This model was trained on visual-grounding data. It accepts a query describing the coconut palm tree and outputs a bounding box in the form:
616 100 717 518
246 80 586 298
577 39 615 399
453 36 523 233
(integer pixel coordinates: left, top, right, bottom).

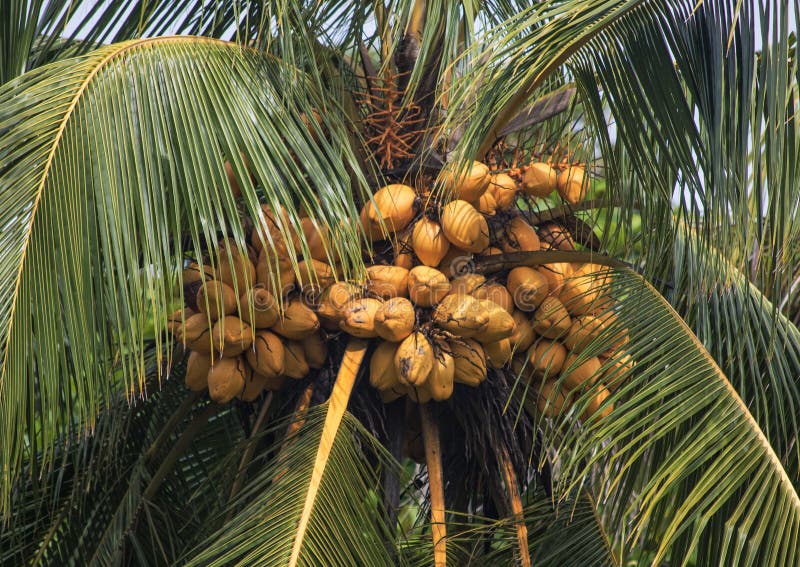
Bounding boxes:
2 0 800 565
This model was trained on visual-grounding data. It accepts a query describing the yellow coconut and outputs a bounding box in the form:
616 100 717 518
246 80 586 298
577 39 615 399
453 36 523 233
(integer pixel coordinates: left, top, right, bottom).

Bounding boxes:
600 351 634 392
432 294 490 338
175 313 214 353
563 315 606 353
370 341 402 390
407 266 451 307
474 191 497 216
426 348 455 401
581 385 613 421
301 331 328 369
561 353 602 391
212 316 254 358
471 282 515 314
440 200 490 253
272 298 320 340
316 282 362 329
374 297 416 342
300 217 334 262
536 380 568 417
253 204 302 254
557 166 587 205
215 238 256 292
395 332 435 386
527 340 567 378
439 160 490 202
411 217 451 267
481 246 504 257
283 340 311 379
484 338 512 368
240 371 286 402
520 162 558 197
339 297 383 338
361 184 417 239
539 263 573 296
501 216 540 253
182 261 214 286
393 230 415 270
487 173 517 211
537 222 575 251
246 330 285 378
509 309 536 352
450 339 487 387
255 249 296 298
531 297 572 339
366 265 410 299
406 384 433 404
296 259 335 294
475 299 515 343
207 357 249 403
507 267 549 311
559 263 612 316
239 287 279 329
437 245 473 279
448 273 486 296
195 280 237 321
185 351 211 392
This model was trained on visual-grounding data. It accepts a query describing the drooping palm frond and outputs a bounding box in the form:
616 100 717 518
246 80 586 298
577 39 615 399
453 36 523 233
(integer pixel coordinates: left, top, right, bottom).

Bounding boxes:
526 267 800 565
0 36 371 515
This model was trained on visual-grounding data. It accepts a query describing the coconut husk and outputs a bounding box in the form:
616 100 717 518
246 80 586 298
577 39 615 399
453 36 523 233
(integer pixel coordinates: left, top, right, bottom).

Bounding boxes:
212 316 254 357
185 351 212 392
440 200 490 253
208 357 250 403
531 297 572 339
507 267 549 311
366 265 409 299
432 294 490 338
283 340 311 379
272 298 320 340
487 173 517 211
374 297 416 342
449 338 487 387
246 330 285 377
527 340 567 378
394 332 434 386
412 217 451 267
301 331 328 369
408 266 451 307
175 313 214 353
339 297 383 338
520 162 557 198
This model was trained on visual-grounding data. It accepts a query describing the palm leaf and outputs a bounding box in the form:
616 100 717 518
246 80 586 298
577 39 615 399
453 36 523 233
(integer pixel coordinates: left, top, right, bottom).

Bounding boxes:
0 37 370 515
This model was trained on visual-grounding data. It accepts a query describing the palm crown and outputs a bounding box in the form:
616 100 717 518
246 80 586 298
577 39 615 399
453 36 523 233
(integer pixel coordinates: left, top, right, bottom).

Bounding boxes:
1 1 799 565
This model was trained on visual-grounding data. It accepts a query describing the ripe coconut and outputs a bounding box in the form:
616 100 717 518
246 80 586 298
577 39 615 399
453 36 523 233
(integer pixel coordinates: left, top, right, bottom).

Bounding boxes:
433 294 490 338
370 341 402 390
507 267 549 311
339 297 383 338
539 263 573 296
246 330 285 378
471 282 514 314
405 384 433 405
254 204 302 253
440 200 490 253
527 340 567 378
437 245 473 278
484 338 512 368
439 160 490 202
283 340 311 379
448 273 486 296
561 353 602 391
175 313 214 353
296 259 335 295
450 339 487 387
300 217 334 263
212 316 254 357
182 262 214 287
207 357 249 403
531 297 572 339
316 282 362 329
240 371 286 402
361 184 417 239
520 163 558 197
395 332 435 386
256 249 296 298
366 265 409 299
581 385 613 421
185 351 212 392
408 266 451 307
601 351 634 392
427 348 455 401
474 191 497 216
393 230 415 270
487 173 517 211
559 263 612 316
537 222 575 251
564 315 605 353
301 331 328 369
509 309 536 352
536 380 568 418
475 299 515 343
412 217 451 266
196 280 238 321
239 287 279 329
501 216 540 253
272 298 320 340
215 238 256 292
557 166 587 205
374 297 415 342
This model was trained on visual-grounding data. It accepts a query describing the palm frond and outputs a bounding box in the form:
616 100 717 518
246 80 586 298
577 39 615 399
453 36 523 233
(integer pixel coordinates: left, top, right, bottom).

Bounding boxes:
0 37 369 515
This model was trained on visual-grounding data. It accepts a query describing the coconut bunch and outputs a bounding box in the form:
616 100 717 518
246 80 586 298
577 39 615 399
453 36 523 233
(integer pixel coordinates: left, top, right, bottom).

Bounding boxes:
169 231 330 404
515 160 589 205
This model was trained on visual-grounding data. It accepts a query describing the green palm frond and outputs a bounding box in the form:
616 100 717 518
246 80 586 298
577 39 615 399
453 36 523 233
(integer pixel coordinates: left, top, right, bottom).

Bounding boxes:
0 36 370 515
186 405 401 566
530 267 800 565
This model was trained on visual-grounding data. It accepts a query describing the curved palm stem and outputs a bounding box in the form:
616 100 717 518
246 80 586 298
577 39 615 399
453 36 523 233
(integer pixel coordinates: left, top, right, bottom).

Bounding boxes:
498 446 531 567
420 403 446 567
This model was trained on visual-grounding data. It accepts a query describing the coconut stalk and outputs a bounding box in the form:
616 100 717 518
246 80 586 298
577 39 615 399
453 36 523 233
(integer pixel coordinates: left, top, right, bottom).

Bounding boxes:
420 403 446 567
498 446 531 567
288 338 368 567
